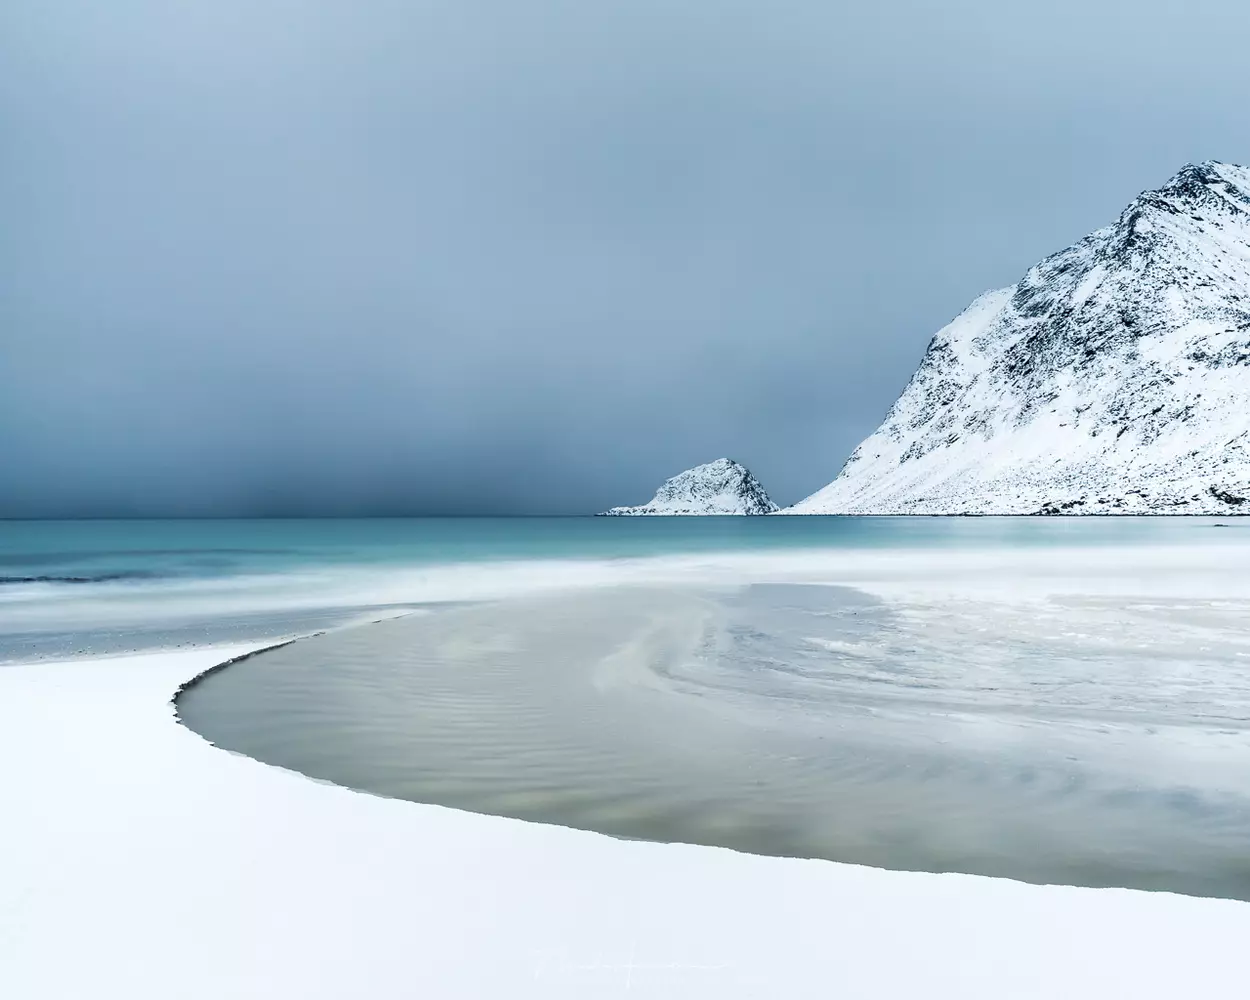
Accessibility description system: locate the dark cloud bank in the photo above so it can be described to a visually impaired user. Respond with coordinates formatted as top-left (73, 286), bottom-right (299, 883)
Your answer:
top-left (3, 1), bottom-right (1249, 515)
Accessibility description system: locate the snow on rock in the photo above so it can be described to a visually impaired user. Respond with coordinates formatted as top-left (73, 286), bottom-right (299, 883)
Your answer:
top-left (792, 160), bottom-right (1250, 515)
top-left (601, 458), bottom-right (779, 515)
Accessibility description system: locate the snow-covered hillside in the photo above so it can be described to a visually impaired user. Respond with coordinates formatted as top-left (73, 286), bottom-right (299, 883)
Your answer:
top-left (602, 458), bottom-right (778, 515)
top-left (792, 161), bottom-right (1250, 515)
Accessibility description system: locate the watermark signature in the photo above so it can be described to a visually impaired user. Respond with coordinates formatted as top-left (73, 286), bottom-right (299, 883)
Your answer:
top-left (531, 939), bottom-right (733, 990)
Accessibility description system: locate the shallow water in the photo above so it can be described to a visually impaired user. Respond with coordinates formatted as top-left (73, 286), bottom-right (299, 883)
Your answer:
top-left (3, 515), bottom-right (1246, 659)
top-left (180, 579), bottom-right (1250, 900)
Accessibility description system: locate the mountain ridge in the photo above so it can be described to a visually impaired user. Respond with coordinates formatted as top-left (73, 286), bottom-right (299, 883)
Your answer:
top-left (790, 160), bottom-right (1250, 515)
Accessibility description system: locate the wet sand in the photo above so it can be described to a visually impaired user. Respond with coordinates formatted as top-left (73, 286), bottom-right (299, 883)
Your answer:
top-left (180, 582), bottom-right (1250, 899)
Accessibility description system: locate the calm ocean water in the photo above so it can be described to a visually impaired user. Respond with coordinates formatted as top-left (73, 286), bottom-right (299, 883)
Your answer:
top-left (0, 516), bottom-right (1241, 660)
top-left (8, 517), bottom-right (1250, 899)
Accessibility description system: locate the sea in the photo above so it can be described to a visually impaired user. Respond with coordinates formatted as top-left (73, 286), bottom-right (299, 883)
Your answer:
top-left (5, 516), bottom-right (1250, 899)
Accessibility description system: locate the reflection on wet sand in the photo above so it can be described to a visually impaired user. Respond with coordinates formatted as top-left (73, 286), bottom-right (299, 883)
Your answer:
top-left (179, 583), bottom-right (1250, 900)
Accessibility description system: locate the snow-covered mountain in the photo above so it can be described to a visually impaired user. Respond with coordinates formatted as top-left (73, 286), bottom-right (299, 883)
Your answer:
top-left (601, 459), bottom-right (779, 516)
top-left (792, 160), bottom-right (1250, 515)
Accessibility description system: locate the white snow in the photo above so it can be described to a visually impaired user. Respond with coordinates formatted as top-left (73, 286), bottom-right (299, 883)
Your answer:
top-left (1070, 263), bottom-right (1106, 309)
top-left (3, 618), bottom-right (1250, 997)
top-left (792, 160), bottom-right (1250, 515)
top-left (602, 458), bottom-right (778, 516)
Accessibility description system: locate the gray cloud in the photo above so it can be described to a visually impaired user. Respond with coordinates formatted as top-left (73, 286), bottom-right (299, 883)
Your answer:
top-left (3, 1), bottom-right (1249, 514)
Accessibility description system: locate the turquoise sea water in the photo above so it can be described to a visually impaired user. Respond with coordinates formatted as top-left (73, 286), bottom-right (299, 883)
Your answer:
top-left (0, 515), bottom-right (1242, 659)
top-left (0, 515), bottom-right (1215, 580)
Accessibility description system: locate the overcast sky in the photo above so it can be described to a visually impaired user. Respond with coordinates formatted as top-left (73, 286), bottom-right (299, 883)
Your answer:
top-left (3, 1), bottom-right (1249, 515)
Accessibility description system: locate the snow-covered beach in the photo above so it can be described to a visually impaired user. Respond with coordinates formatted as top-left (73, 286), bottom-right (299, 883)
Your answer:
top-left (3, 634), bottom-right (1250, 998)
top-left (5, 520), bottom-right (1250, 997)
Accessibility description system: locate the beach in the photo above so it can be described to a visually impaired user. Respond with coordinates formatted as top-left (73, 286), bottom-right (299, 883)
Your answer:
top-left (4, 518), bottom-right (1250, 997)
top-left (2, 637), bottom-right (1250, 998)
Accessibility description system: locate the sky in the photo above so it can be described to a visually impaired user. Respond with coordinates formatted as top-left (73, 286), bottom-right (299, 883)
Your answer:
top-left (3, 0), bottom-right (1250, 516)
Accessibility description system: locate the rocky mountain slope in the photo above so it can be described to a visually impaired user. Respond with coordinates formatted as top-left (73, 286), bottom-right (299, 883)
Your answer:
top-left (601, 459), bottom-right (778, 515)
top-left (792, 160), bottom-right (1250, 515)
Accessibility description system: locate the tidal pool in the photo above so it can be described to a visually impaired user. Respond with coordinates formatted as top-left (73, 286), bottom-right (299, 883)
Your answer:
top-left (178, 582), bottom-right (1250, 900)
